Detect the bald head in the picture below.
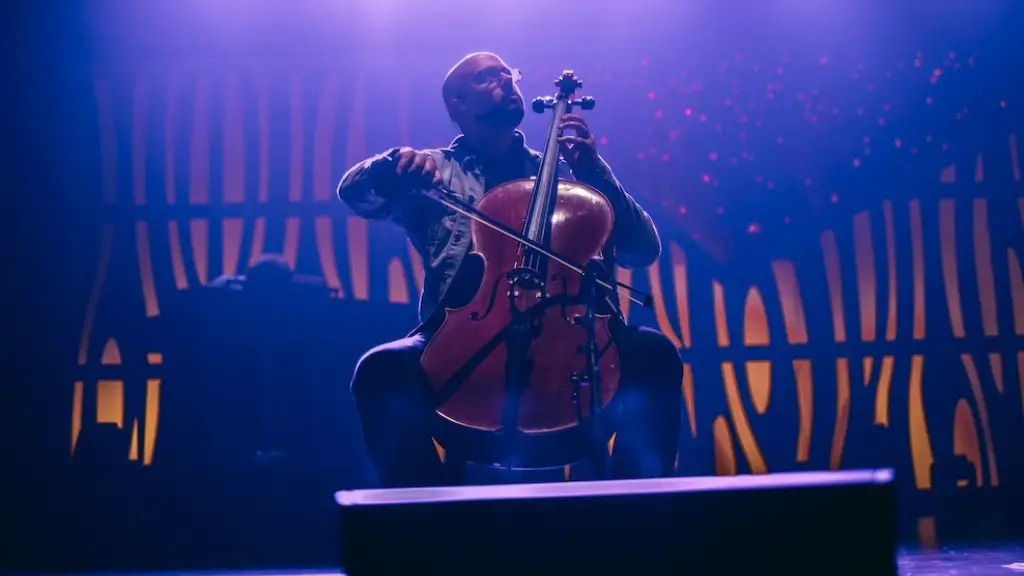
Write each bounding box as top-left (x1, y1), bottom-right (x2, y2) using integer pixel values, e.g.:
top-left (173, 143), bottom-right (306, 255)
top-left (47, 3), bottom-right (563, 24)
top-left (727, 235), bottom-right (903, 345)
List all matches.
top-left (441, 52), bottom-right (525, 132)
top-left (442, 52), bottom-right (498, 108)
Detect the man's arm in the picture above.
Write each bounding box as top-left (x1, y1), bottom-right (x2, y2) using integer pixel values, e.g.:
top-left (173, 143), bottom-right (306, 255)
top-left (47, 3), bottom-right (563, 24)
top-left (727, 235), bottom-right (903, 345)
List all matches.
top-left (337, 148), bottom-right (411, 226)
top-left (573, 156), bottom-right (662, 269)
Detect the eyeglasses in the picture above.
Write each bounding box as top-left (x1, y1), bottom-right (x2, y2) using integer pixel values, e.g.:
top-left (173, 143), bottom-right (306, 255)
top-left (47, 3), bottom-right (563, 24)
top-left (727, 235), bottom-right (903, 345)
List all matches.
top-left (472, 67), bottom-right (523, 87)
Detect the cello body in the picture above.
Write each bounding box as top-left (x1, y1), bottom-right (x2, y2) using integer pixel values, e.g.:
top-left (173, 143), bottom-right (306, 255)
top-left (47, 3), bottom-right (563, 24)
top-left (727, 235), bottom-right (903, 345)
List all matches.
top-left (421, 179), bottom-right (620, 432)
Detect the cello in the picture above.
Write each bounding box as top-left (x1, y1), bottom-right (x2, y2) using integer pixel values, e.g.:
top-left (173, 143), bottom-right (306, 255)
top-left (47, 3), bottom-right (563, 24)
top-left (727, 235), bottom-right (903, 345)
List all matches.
top-left (418, 71), bottom-right (650, 471)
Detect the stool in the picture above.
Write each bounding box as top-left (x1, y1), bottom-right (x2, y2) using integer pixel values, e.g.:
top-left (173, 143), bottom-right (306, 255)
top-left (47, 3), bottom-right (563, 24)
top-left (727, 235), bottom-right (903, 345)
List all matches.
top-left (435, 427), bottom-right (611, 486)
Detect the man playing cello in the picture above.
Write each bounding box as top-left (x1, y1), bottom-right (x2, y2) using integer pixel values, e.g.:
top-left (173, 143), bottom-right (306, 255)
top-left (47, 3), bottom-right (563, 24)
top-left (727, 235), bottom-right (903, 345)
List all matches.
top-left (338, 52), bottom-right (682, 488)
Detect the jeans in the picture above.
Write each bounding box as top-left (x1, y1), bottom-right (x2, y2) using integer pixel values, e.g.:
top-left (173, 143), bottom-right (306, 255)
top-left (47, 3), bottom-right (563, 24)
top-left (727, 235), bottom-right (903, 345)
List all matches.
top-left (349, 324), bottom-right (683, 488)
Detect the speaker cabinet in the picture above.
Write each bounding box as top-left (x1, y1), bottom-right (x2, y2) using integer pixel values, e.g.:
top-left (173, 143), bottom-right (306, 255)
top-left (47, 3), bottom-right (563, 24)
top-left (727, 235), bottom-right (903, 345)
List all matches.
top-left (336, 468), bottom-right (897, 575)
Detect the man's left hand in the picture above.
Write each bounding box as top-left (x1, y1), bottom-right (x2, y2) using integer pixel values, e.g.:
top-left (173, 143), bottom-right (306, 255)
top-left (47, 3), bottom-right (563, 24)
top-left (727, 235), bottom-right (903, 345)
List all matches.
top-left (558, 113), bottom-right (600, 171)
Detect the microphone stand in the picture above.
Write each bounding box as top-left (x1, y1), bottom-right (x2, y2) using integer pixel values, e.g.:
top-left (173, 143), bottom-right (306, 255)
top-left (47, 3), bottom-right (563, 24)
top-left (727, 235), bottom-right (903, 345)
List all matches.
top-left (575, 261), bottom-right (609, 478)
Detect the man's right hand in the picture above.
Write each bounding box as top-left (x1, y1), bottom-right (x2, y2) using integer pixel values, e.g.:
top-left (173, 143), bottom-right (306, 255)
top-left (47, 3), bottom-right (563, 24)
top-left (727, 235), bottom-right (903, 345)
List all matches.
top-left (394, 147), bottom-right (443, 189)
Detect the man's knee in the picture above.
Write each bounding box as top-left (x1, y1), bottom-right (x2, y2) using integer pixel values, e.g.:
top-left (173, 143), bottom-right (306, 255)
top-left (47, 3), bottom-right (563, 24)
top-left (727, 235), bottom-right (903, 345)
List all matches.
top-left (350, 337), bottom-right (424, 399)
top-left (623, 326), bottom-right (684, 389)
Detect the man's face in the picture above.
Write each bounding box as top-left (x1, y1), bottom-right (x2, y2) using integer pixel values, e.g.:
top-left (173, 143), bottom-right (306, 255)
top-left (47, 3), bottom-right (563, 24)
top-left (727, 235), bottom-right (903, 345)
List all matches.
top-left (456, 54), bottom-right (525, 129)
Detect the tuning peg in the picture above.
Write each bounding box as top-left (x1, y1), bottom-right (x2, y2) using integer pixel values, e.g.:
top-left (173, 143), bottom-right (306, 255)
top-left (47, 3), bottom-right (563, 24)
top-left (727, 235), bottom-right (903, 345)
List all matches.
top-left (576, 97), bottom-right (596, 111)
top-left (532, 96), bottom-right (555, 113)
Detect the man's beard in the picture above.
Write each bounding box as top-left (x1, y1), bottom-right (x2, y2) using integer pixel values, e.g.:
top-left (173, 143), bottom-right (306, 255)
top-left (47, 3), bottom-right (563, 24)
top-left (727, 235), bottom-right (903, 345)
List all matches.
top-left (475, 98), bottom-right (525, 129)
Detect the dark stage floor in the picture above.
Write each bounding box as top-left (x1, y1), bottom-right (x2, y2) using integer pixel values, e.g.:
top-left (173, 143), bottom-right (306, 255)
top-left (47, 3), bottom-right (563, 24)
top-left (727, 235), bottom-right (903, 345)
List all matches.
top-left (41, 545), bottom-right (1024, 576)
top-left (897, 546), bottom-right (1024, 574)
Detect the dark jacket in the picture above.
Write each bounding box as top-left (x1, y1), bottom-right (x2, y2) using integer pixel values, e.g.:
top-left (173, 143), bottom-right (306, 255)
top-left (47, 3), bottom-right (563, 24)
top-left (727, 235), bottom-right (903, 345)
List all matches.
top-left (337, 130), bottom-right (660, 329)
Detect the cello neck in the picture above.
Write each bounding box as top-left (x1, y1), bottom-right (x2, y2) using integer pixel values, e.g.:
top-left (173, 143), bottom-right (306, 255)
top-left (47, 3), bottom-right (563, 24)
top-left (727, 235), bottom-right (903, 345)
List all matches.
top-left (522, 71), bottom-right (585, 247)
top-left (522, 98), bottom-right (568, 244)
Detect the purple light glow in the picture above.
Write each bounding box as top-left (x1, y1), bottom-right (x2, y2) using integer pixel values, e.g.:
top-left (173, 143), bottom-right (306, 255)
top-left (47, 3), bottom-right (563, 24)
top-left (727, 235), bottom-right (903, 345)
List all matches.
top-left (335, 468), bottom-right (894, 507)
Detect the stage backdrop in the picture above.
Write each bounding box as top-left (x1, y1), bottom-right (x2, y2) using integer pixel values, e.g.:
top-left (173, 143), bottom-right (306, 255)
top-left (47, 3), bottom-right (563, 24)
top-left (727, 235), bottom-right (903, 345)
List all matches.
top-left (69, 52), bottom-right (1024, 547)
